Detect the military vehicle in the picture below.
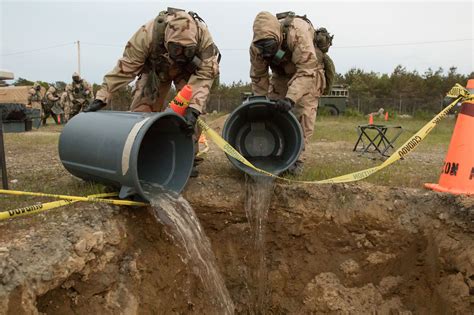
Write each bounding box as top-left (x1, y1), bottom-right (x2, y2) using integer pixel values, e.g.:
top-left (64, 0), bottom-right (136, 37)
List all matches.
top-left (238, 85), bottom-right (349, 116)
top-left (0, 70), bottom-right (14, 87)
top-left (319, 84), bottom-right (349, 116)
top-left (0, 71), bottom-right (42, 132)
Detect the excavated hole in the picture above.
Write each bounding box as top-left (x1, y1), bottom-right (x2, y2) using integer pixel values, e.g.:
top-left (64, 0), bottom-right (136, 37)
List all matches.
top-left (3, 183), bottom-right (472, 314)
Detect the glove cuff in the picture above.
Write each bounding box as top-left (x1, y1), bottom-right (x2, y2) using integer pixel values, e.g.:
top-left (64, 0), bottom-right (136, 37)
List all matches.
top-left (187, 107), bottom-right (201, 117)
top-left (285, 97), bottom-right (295, 106)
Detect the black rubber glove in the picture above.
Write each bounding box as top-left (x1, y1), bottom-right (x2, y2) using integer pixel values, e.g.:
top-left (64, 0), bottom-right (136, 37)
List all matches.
top-left (183, 107), bottom-right (200, 135)
top-left (274, 97), bottom-right (294, 112)
top-left (83, 99), bottom-right (106, 112)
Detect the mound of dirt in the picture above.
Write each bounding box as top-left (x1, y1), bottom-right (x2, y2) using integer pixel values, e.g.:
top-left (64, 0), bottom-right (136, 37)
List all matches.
top-left (0, 121), bottom-right (472, 314)
top-left (1, 177), bottom-right (472, 314)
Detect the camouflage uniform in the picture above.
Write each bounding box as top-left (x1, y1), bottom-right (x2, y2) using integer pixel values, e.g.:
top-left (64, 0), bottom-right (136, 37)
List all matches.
top-left (67, 73), bottom-right (93, 119)
top-left (250, 12), bottom-right (326, 158)
top-left (95, 10), bottom-right (220, 114)
top-left (27, 82), bottom-right (43, 111)
top-left (43, 86), bottom-right (61, 125)
top-left (60, 91), bottom-right (71, 121)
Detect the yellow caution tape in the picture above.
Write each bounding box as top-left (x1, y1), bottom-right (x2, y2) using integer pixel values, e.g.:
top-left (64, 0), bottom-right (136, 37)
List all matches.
top-left (198, 84), bottom-right (473, 184)
top-left (0, 189), bottom-right (148, 207)
top-left (0, 192), bottom-right (118, 221)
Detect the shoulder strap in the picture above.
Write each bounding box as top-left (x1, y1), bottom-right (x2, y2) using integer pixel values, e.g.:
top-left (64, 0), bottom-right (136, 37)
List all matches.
top-left (150, 10), bottom-right (168, 61)
top-left (278, 12), bottom-right (313, 48)
top-left (142, 10), bottom-right (169, 99)
top-left (297, 14), bottom-right (313, 28)
top-left (188, 11), bottom-right (221, 63)
top-left (277, 12), bottom-right (294, 51)
top-left (188, 11), bottom-right (206, 24)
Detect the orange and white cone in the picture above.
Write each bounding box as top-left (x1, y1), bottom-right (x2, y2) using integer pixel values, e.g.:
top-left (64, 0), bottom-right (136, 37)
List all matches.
top-left (169, 85), bottom-right (193, 116)
top-left (425, 80), bottom-right (474, 195)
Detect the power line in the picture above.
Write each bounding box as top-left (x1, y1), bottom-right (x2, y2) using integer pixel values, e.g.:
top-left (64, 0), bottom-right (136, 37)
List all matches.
top-left (1, 42), bottom-right (75, 57)
top-left (218, 38), bottom-right (474, 51)
top-left (2, 38), bottom-right (472, 57)
top-left (334, 38), bottom-right (473, 49)
top-left (81, 42), bottom-right (124, 48)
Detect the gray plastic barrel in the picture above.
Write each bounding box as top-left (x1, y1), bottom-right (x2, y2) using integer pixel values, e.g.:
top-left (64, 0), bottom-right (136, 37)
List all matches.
top-left (59, 111), bottom-right (194, 201)
top-left (222, 96), bottom-right (303, 176)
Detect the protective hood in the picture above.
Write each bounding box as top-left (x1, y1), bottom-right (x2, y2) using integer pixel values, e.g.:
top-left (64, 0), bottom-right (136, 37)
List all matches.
top-left (252, 11), bottom-right (282, 44)
top-left (165, 11), bottom-right (198, 47)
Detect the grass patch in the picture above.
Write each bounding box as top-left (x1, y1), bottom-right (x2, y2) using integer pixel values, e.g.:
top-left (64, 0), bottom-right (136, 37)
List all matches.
top-left (300, 156), bottom-right (440, 188)
top-left (5, 133), bottom-right (59, 148)
top-left (299, 114), bottom-right (455, 187)
top-left (313, 115), bottom-right (455, 152)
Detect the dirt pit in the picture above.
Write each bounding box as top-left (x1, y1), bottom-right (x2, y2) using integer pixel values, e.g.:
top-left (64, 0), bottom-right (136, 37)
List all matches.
top-left (1, 175), bottom-right (473, 314)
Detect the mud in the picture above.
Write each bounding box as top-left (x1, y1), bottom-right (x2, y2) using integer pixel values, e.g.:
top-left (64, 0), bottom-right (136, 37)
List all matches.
top-left (0, 124), bottom-right (473, 314)
top-left (1, 174), bottom-right (473, 314)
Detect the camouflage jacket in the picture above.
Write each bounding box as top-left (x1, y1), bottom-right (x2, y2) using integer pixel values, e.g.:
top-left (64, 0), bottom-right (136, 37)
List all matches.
top-left (28, 88), bottom-right (42, 104)
top-left (250, 12), bottom-right (325, 103)
top-left (95, 10), bottom-right (220, 113)
top-left (67, 80), bottom-right (92, 102)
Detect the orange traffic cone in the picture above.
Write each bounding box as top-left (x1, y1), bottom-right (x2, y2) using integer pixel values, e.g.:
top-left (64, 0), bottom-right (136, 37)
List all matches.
top-left (169, 85), bottom-right (193, 116)
top-left (369, 114), bottom-right (374, 125)
top-left (384, 112), bottom-right (389, 121)
top-left (425, 80), bottom-right (474, 195)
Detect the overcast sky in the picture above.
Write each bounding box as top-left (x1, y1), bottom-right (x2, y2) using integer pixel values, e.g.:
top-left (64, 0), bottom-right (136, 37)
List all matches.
top-left (1, 0), bottom-right (472, 85)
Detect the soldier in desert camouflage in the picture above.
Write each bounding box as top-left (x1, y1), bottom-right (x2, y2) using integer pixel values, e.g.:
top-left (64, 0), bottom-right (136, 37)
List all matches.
top-left (42, 85), bottom-right (61, 125)
top-left (27, 82), bottom-right (43, 110)
top-left (85, 8), bottom-right (220, 176)
top-left (250, 11), bottom-right (334, 175)
top-left (59, 90), bottom-right (71, 122)
top-left (67, 72), bottom-right (93, 119)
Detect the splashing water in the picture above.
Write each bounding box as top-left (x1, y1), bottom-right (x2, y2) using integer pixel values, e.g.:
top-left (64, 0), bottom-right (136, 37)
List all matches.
top-left (244, 175), bottom-right (275, 315)
top-left (141, 181), bottom-right (235, 314)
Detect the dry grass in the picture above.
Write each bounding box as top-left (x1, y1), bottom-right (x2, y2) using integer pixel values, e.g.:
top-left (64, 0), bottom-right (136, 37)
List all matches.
top-left (1, 121), bottom-right (106, 211)
top-left (301, 115), bottom-right (455, 187)
top-left (0, 113), bottom-right (457, 213)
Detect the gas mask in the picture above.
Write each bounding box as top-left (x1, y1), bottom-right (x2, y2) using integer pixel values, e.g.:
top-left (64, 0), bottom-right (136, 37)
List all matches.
top-left (254, 38), bottom-right (279, 59)
top-left (168, 42), bottom-right (197, 65)
top-left (73, 76), bottom-right (81, 83)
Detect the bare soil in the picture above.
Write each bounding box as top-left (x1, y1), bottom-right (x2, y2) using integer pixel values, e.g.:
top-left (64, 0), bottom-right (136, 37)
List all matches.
top-left (0, 124), bottom-right (473, 314)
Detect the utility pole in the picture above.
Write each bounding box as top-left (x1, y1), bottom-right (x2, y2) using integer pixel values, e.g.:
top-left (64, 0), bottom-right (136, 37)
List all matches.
top-left (76, 40), bottom-right (81, 75)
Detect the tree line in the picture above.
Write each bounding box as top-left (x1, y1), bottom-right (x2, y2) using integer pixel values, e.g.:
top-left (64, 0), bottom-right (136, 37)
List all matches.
top-left (10, 65), bottom-right (473, 115)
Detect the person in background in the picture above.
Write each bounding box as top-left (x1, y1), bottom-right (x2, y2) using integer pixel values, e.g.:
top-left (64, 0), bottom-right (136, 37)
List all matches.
top-left (66, 72), bottom-right (93, 119)
top-left (27, 82), bottom-right (43, 110)
top-left (250, 11), bottom-right (334, 175)
top-left (42, 85), bottom-right (61, 125)
top-left (85, 8), bottom-right (221, 177)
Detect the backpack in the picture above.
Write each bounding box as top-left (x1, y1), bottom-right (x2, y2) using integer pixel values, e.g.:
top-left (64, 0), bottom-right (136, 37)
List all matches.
top-left (143, 8), bottom-right (221, 100)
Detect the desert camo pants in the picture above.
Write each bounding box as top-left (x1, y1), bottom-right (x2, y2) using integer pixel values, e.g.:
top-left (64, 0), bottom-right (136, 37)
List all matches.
top-left (268, 73), bottom-right (321, 160)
